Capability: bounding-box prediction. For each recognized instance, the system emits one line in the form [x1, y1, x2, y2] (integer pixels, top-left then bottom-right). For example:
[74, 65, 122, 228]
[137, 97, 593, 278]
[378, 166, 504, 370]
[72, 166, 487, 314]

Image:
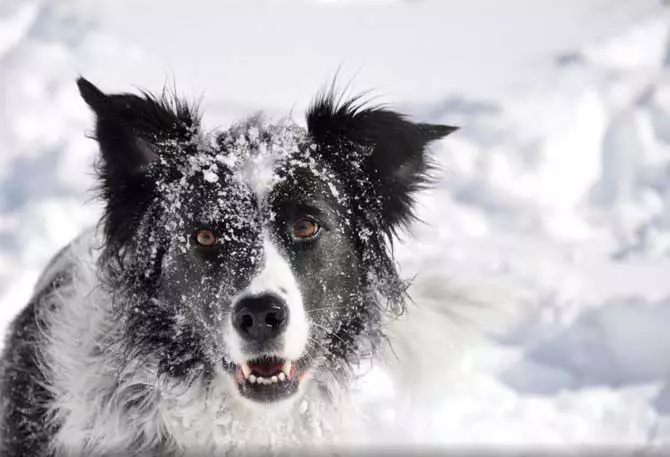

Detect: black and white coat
[0, 78, 457, 456]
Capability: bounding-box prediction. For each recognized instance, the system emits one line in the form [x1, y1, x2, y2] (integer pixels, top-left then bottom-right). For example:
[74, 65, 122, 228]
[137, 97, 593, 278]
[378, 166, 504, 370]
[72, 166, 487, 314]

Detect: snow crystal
[203, 167, 219, 183]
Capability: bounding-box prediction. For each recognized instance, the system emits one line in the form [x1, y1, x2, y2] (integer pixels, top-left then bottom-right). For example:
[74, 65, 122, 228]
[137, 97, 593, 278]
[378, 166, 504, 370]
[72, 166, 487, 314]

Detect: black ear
[77, 77, 200, 254]
[306, 92, 457, 231]
[77, 77, 198, 183]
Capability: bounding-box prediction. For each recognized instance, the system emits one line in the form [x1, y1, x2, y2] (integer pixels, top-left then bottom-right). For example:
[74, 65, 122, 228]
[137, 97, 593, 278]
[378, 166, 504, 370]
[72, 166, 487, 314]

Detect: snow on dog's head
[77, 77, 456, 407]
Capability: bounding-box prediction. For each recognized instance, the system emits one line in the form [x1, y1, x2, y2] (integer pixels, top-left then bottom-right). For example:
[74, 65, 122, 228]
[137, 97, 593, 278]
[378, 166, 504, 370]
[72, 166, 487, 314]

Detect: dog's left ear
[307, 95, 458, 230]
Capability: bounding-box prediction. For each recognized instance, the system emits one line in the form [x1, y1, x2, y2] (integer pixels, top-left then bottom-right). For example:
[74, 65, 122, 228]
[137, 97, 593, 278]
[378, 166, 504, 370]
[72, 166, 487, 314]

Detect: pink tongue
[248, 361, 283, 377]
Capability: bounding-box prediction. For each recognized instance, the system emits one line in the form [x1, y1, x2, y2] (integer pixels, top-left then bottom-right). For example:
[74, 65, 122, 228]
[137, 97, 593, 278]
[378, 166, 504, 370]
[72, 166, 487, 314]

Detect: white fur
[42, 231, 338, 456]
[226, 234, 309, 363]
[34, 229, 502, 455]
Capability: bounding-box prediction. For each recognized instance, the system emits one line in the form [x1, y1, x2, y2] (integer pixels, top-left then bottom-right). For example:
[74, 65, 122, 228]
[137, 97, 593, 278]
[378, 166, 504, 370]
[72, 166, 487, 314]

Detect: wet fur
[0, 79, 457, 456]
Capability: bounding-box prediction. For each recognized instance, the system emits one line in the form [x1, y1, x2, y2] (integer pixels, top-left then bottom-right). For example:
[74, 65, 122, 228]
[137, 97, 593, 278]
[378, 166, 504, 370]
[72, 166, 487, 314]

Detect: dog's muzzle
[228, 293, 309, 403]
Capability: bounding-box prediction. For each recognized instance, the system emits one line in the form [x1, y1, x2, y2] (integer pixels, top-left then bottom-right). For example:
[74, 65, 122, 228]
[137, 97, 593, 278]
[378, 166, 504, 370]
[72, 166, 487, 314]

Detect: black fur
[0, 302, 53, 457]
[0, 262, 73, 457]
[306, 89, 457, 319]
[307, 89, 458, 232]
[0, 77, 457, 455]
[77, 77, 202, 267]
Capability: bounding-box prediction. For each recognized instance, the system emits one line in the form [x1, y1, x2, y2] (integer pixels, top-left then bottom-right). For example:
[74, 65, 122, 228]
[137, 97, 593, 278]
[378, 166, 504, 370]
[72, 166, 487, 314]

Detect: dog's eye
[195, 229, 217, 247]
[292, 217, 319, 240]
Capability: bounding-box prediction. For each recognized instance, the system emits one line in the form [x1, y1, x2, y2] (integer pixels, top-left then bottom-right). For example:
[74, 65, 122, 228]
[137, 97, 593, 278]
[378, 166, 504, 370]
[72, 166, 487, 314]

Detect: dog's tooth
[278, 372, 286, 382]
[271, 375, 278, 383]
[263, 377, 272, 385]
[255, 376, 264, 384]
[282, 360, 292, 377]
[248, 374, 257, 384]
[241, 363, 251, 378]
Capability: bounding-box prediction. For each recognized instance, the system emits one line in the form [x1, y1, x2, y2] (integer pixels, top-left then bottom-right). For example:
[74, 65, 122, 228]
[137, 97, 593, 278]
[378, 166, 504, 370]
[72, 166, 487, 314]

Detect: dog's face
[77, 78, 455, 407]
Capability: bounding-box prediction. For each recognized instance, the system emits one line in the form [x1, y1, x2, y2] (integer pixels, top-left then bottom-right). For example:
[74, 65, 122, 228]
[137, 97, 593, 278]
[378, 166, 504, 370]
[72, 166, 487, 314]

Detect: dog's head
[78, 78, 456, 407]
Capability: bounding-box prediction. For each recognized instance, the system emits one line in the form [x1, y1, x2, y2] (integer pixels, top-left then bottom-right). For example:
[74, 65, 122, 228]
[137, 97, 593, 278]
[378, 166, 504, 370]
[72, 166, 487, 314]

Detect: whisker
[309, 321, 358, 351]
[304, 306, 338, 314]
[306, 336, 330, 357]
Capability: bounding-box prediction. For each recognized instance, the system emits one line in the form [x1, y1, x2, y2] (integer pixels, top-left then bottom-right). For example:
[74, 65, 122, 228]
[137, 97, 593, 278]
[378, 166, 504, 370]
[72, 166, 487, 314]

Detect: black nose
[233, 294, 289, 342]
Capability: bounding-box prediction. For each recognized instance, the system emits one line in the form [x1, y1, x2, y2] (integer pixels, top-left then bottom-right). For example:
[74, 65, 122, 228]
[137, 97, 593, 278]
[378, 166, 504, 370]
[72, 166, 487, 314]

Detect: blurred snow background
[2, 0, 670, 448]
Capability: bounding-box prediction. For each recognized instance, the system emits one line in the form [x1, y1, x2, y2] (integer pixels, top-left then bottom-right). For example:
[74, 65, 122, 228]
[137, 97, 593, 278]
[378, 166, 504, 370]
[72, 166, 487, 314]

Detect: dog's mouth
[231, 356, 309, 403]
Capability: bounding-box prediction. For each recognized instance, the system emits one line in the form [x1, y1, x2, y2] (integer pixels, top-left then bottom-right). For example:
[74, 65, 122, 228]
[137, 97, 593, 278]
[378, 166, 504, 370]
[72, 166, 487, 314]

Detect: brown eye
[195, 229, 217, 247]
[292, 217, 319, 240]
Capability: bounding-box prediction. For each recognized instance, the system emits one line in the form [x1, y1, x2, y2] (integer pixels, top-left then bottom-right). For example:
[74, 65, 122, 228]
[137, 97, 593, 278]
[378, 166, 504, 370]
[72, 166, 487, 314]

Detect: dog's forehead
[153, 117, 340, 231]
[216, 117, 310, 200]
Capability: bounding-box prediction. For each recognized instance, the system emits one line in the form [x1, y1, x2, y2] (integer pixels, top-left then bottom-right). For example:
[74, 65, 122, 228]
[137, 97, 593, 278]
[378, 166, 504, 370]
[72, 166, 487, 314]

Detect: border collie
[0, 78, 456, 456]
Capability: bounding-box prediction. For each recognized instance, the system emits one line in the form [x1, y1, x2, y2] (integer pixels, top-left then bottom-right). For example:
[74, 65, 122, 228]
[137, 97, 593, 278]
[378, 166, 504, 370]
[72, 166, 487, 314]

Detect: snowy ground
[2, 0, 670, 448]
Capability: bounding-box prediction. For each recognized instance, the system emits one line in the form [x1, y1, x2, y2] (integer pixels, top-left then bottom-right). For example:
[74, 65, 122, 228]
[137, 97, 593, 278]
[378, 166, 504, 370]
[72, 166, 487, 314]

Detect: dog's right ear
[78, 78, 200, 254]
[77, 77, 198, 183]
[78, 77, 159, 178]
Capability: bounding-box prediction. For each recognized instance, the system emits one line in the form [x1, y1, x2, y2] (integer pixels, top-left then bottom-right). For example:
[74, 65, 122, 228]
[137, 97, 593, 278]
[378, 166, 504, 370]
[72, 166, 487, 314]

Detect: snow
[2, 0, 670, 448]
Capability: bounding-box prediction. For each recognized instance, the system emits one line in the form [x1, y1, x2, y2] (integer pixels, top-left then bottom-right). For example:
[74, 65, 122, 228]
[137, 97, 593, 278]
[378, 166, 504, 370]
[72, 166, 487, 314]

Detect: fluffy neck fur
[40, 230, 378, 456]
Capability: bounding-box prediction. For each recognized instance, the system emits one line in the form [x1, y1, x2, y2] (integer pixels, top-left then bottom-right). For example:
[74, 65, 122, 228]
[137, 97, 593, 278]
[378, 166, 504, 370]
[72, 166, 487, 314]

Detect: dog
[0, 77, 457, 456]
